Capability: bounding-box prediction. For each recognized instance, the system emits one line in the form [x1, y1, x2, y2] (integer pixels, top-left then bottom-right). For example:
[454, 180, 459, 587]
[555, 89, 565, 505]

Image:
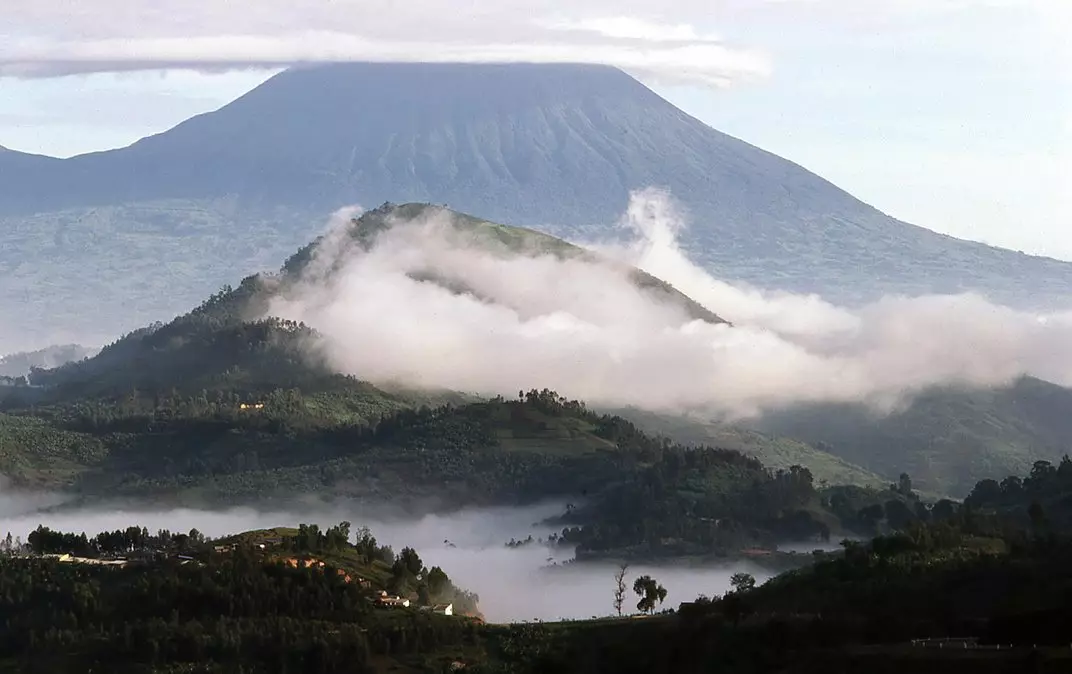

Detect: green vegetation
[755, 376, 1072, 496]
[7, 506, 1072, 673]
[5, 465, 1072, 673]
[0, 198, 895, 555]
[3, 385, 886, 557]
[964, 455, 1072, 531]
[610, 407, 885, 488]
[8, 200, 1072, 570]
[0, 522, 484, 674]
[475, 465, 1072, 674]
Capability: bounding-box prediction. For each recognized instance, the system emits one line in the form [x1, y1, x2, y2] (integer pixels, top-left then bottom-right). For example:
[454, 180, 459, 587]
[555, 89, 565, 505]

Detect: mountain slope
[608, 407, 884, 489]
[0, 344, 97, 378]
[3, 62, 1071, 351]
[753, 376, 1072, 497]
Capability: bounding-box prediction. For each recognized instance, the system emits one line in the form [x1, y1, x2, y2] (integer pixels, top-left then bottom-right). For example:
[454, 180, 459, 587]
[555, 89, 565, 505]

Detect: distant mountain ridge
[3, 62, 1071, 351]
[0, 344, 97, 378]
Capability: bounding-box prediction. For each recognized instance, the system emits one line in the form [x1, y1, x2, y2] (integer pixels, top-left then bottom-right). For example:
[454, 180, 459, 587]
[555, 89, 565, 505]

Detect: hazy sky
[1, 1, 1068, 258]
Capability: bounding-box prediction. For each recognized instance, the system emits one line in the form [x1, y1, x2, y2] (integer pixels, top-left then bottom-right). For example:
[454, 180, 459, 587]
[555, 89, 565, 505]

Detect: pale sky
[0, 0, 1068, 258]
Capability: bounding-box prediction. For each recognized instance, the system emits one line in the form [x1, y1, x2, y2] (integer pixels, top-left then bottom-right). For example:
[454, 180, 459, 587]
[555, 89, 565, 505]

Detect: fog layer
[0, 502, 770, 622]
[268, 190, 1072, 419]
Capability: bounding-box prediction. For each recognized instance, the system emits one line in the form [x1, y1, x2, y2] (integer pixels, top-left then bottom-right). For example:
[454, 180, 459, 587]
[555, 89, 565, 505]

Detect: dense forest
[2, 379, 912, 559]
[4, 470, 1072, 674]
[0, 521, 484, 673]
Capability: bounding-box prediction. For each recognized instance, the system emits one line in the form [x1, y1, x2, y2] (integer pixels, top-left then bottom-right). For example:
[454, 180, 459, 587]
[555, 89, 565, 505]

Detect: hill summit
[27, 202, 724, 398]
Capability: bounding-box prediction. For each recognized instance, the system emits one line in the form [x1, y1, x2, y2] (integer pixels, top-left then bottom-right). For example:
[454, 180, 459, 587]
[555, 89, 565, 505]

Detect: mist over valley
[3, 48, 1072, 673]
[0, 497, 785, 623]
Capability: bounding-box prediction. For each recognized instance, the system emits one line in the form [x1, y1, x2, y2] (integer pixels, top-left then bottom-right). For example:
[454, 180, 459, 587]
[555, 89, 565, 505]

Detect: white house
[376, 591, 411, 608]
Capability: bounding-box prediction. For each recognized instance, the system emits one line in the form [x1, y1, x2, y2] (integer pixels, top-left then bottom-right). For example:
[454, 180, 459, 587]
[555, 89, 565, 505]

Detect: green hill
[607, 407, 884, 489]
[0, 520, 485, 673]
[11, 201, 1072, 545]
[17, 202, 722, 403]
[0, 202, 870, 561]
[754, 377, 1072, 497]
[0, 387, 892, 560]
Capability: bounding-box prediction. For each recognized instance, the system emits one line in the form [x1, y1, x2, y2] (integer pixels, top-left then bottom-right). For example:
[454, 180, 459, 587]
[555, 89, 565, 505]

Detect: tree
[858, 503, 885, 532]
[427, 566, 450, 598]
[729, 572, 756, 594]
[897, 473, 914, 497]
[932, 499, 958, 521]
[1028, 501, 1047, 534]
[966, 479, 1003, 508]
[397, 547, 424, 577]
[613, 563, 629, 617]
[721, 591, 747, 627]
[884, 499, 917, 531]
[632, 575, 667, 615]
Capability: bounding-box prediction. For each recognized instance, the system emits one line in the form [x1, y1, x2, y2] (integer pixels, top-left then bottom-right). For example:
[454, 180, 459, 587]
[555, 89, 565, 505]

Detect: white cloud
[0, 2, 771, 86]
[266, 191, 1072, 420]
[4, 0, 1051, 83]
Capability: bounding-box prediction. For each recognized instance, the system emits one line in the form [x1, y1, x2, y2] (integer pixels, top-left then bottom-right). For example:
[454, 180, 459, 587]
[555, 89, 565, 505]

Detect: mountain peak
[235, 61, 646, 113]
[4, 61, 1072, 350]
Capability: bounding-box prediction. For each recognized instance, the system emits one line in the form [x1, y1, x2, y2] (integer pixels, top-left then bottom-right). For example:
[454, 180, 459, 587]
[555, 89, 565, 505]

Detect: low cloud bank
[0, 475, 70, 518]
[268, 190, 1072, 419]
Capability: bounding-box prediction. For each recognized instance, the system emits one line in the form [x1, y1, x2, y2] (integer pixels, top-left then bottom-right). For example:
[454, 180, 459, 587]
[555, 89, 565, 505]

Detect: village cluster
[39, 536, 455, 617]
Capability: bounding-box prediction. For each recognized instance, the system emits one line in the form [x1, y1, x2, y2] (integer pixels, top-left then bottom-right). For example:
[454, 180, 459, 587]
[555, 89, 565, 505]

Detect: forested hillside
[0, 522, 483, 673]
[6, 201, 1072, 562]
[5, 464, 1072, 674]
[1, 386, 882, 558]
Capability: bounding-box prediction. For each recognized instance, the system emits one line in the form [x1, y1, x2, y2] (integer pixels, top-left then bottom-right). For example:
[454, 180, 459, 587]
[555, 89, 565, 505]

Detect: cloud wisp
[4, 0, 1054, 82]
[1, 2, 771, 86]
[265, 190, 1072, 419]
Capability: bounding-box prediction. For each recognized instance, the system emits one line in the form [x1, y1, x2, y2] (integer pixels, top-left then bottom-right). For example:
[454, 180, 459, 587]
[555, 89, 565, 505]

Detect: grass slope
[610, 407, 884, 489]
[755, 377, 1072, 496]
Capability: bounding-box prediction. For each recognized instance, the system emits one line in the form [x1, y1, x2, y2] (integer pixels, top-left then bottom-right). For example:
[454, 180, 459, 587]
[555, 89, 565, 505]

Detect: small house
[376, 591, 411, 608]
